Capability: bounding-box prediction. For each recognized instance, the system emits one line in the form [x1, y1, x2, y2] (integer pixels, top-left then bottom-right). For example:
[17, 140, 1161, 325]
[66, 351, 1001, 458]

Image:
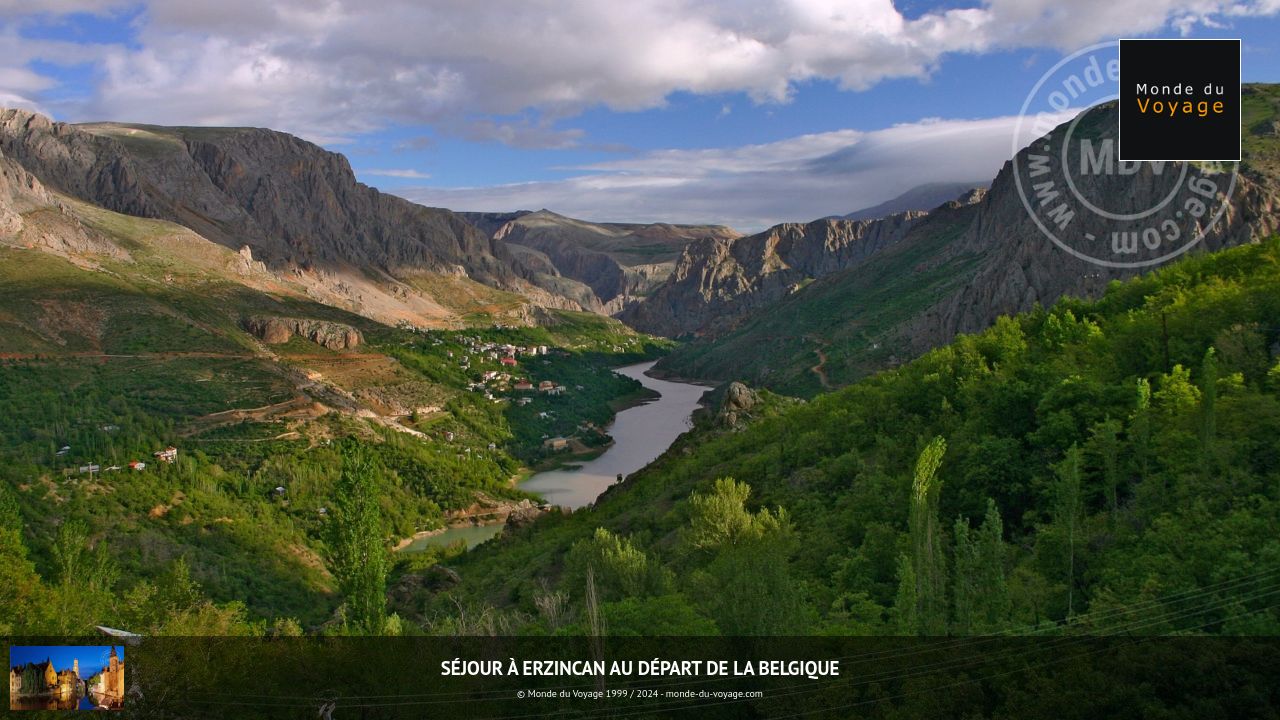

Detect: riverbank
[519, 361, 710, 509]
[398, 361, 710, 552]
[393, 496, 544, 551]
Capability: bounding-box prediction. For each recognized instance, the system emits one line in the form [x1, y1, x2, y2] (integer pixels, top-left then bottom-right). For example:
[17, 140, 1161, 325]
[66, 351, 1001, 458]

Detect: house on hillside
[500, 357, 517, 367]
[543, 437, 569, 452]
[514, 380, 533, 391]
[128, 461, 146, 471]
[154, 447, 178, 463]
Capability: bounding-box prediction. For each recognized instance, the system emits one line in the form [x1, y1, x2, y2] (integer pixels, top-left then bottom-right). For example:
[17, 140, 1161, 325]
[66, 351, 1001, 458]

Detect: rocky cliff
[243, 316, 364, 350]
[620, 209, 930, 338]
[465, 209, 740, 312]
[0, 109, 521, 288]
[838, 181, 986, 221]
[652, 87, 1280, 395]
[0, 146, 122, 259]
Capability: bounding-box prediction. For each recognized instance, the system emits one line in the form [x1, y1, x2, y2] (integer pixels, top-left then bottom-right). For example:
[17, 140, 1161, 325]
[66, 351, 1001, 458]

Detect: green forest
[425, 236, 1280, 637]
[0, 301, 665, 632]
[2, 236, 1279, 640]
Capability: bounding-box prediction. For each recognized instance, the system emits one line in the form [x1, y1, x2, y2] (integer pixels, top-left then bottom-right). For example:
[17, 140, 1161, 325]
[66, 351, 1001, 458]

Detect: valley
[1, 87, 1278, 646]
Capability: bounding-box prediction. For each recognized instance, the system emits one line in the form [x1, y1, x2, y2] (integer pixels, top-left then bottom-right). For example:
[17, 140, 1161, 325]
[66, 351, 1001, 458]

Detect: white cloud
[358, 168, 431, 179]
[3, 0, 1275, 143]
[396, 111, 1075, 231]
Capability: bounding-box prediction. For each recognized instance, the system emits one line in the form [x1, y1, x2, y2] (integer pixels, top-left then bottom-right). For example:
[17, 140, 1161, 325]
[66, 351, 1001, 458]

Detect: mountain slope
[653, 86, 1280, 395]
[0, 110, 592, 327]
[463, 209, 740, 313]
[618, 201, 958, 338]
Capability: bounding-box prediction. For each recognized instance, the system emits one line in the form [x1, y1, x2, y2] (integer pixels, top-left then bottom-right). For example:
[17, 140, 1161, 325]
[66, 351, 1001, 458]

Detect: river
[400, 361, 708, 552]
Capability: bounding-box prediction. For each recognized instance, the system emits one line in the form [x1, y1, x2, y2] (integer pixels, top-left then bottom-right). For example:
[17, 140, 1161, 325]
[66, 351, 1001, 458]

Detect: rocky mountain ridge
[0, 109, 601, 328]
[651, 88, 1280, 394]
[837, 180, 986, 221]
[0, 111, 518, 281]
[619, 205, 940, 338]
[465, 209, 740, 314]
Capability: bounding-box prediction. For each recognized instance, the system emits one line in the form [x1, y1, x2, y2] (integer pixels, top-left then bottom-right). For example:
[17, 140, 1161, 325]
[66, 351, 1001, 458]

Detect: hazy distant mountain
[463, 209, 740, 313]
[644, 86, 1280, 395]
[838, 181, 987, 221]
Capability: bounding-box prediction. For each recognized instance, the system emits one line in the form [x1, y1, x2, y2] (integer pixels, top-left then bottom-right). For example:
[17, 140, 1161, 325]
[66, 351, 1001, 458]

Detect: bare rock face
[0, 146, 123, 258]
[894, 102, 1279, 361]
[652, 97, 1280, 394]
[0, 148, 49, 239]
[244, 316, 363, 350]
[722, 381, 758, 412]
[477, 209, 741, 310]
[504, 505, 545, 532]
[717, 381, 759, 428]
[620, 211, 925, 338]
[0, 109, 522, 290]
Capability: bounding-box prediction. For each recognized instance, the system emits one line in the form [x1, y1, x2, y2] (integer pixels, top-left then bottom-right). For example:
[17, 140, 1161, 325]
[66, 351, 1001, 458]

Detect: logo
[1013, 41, 1238, 269]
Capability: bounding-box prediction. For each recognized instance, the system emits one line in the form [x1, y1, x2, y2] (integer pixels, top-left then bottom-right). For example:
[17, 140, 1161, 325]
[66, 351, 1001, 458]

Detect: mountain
[0, 146, 665, 623]
[0, 109, 593, 327]
[837, 181, 987, 221]
[617, 206, 943, 338]
[463, 209, 740, 313]
[649, 85, 1280, 395]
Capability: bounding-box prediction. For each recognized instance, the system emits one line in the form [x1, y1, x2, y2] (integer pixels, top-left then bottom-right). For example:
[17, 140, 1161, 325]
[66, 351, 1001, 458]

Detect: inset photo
[9, 646, 125, 711]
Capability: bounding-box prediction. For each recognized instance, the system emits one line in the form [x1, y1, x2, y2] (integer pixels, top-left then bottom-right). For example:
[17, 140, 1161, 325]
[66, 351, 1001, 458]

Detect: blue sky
[2, 1, 1279, 229]
[10, 645, 122, 677]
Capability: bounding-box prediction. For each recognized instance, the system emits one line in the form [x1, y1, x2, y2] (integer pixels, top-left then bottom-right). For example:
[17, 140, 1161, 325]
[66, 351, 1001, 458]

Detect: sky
[10, 645, 122, 677]
[2, 1, 1280, 231]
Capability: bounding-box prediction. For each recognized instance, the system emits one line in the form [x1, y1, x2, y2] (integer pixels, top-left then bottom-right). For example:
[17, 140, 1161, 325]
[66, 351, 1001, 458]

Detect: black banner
[6, 636, 1280, 719]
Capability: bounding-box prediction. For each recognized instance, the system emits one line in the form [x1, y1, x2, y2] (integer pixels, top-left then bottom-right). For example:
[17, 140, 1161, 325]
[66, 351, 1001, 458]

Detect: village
[59, 444, 179, 480]
[397, 330, 617, 460]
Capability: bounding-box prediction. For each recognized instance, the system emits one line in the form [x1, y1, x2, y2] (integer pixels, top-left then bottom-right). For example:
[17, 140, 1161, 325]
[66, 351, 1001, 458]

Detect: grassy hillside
[0, 196, 671, 633]
[424, 237, 1280, 637]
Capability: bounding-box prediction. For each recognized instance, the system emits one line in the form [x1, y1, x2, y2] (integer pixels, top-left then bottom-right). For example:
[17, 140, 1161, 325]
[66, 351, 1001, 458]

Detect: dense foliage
[435, 237, 1280, 637]
[0, 284, 665, 631]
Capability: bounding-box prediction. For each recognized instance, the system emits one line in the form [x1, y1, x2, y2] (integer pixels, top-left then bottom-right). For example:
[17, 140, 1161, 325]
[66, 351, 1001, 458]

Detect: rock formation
[620, 210, 928, 338]
[0, 109, 519, 288]
[243, 317, 363, 350]
[649, 95, 1280, 393]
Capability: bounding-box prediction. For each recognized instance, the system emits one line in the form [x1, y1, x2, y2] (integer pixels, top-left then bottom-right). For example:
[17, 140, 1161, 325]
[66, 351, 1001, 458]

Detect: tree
[1088, 419, 1123, 522]
[1052, 445, 1085, 617]
[682, 478, 801, 634]
[328, 450, 389, 634]
[952, 499, 1010, 634]
[565, 528, 666, 601]
[1199, 346, 1218, 476]
[909, 436, 948, 635]
[683, 477, 787, 551]
[52, 518, 88, 587]
[1130, 377, 1152, 481]
[894, 553, 917, 635]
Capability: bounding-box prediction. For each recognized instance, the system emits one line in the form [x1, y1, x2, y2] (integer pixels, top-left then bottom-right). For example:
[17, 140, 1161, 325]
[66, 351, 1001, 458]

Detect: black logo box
[1119, 38, 1241, 162]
